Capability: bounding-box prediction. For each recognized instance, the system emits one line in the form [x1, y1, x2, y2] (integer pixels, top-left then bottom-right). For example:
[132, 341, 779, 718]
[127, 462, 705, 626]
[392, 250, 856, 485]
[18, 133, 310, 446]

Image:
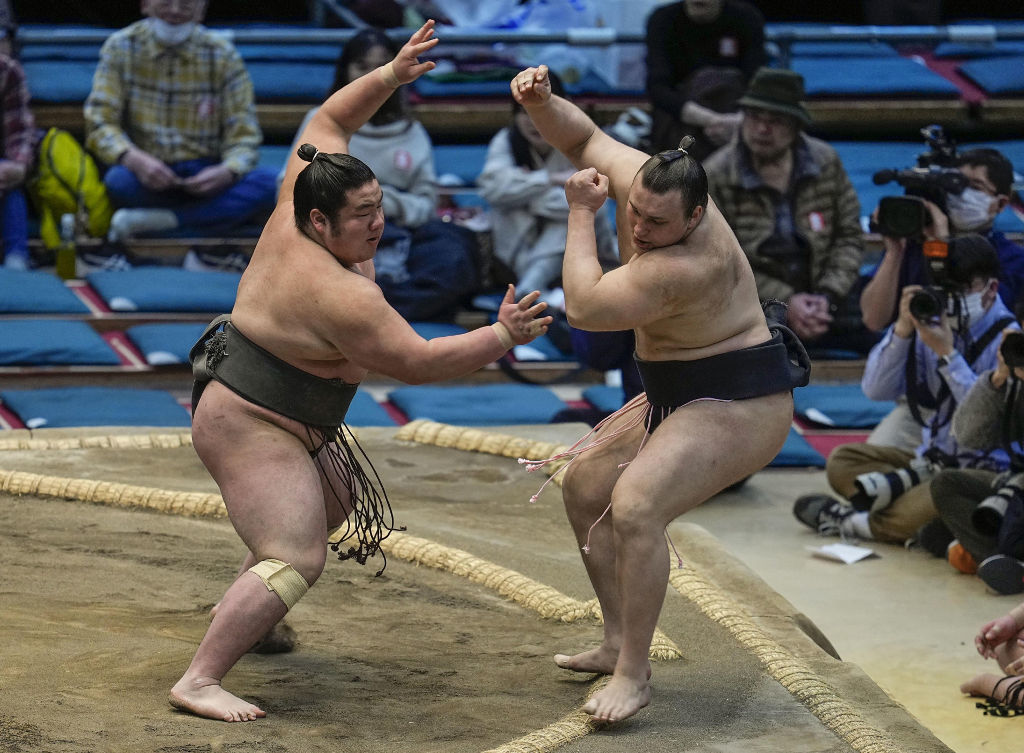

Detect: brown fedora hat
[737, 67, 811, 125]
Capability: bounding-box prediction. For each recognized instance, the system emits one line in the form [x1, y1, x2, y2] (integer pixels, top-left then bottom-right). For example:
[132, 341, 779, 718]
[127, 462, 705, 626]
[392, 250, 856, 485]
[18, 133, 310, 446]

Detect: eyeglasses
[743, 108, 794, 129]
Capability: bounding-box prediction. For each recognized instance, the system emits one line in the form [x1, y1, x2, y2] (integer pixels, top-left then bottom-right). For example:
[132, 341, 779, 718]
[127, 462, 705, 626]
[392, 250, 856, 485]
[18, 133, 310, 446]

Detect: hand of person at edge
[391, 19, 439, 85]
[511, 65, 552, 108]
[498, 284, 553, 345]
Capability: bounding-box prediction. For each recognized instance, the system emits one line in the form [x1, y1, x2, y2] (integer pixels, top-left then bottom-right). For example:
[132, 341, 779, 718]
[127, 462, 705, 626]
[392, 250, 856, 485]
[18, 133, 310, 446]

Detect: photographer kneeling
[795, 234, 1019, 546]
[924, 322, 1024, 592]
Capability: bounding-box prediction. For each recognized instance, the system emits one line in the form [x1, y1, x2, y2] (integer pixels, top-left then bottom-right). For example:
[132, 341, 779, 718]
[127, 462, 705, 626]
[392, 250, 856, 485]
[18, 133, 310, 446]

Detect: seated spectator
[83, 0, 277, 245]
[0, 13, 34, 270]
[477, 71, 617, 304]
[922, 324, 1024, 590]
[704, 67, 876, 354]
[962, 601, 1024, 713]
[645, 0, 766, 160]
[860, 147, 1024, 449]
[281, 27, 479, 321]
[793, 235, 1018, 546]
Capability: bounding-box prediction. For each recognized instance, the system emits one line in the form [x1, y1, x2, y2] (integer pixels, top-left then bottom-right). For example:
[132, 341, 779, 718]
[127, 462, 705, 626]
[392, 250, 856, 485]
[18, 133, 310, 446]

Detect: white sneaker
[108, 208, 179, 240]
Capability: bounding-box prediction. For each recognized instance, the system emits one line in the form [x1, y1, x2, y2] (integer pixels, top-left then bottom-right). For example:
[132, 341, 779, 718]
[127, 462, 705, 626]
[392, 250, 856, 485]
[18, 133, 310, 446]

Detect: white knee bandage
[248, 558, 309, 611]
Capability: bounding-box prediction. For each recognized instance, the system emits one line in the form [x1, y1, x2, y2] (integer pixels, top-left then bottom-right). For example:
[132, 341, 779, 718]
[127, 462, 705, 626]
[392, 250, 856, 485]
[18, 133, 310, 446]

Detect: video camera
[872, 125, 970, 239]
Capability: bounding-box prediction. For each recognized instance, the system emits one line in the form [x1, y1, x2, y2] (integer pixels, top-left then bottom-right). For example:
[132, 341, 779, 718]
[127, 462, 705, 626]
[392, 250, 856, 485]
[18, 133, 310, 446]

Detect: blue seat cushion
[958, 56, 1024, 95]
[0, 270, 89, 313]
[388, 384, 568, 426]
[23, 60, 97, 103]
[345, 391, 397, 427]
[794, 383, 895, 429]
[247, 61, 334, 101]
[787, 41, 899, 57]
[934, 40, 1024, 59]
[125, 323, 208, 365]
[433, 144, 489, 186]
[86, 269, 240, 313]
[769, 427, 826, 468]
[791, 57, 960, 98]
[0, 320, 120, 365]
[0, 386, 190, 429]
[582, 385, 625, 413]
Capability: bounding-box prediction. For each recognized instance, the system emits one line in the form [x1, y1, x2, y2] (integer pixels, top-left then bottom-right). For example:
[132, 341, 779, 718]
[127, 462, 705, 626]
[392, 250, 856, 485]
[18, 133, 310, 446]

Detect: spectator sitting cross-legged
[84, 0, 277, 250]
[704, 67, 877, 355]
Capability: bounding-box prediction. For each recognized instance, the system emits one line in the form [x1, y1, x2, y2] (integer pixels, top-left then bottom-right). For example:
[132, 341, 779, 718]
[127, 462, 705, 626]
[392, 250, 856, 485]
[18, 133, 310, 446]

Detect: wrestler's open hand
[565, 168, 608, 212]
[511, 65, 552, 108]
[391, 19, 438, 85]
[497, 284, 553, 344]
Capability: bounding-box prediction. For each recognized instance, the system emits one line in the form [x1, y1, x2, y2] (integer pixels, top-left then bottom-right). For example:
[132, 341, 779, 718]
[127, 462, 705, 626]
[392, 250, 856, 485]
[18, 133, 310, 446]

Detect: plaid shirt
[1, 54, 35, 167]
[84, 20, 261, 175]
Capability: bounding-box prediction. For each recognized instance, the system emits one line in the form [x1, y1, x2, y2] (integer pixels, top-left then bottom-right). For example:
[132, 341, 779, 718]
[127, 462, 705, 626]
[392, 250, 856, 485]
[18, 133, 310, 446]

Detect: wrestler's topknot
[640, 136, 708, 217]
[297, 143, 319, 162]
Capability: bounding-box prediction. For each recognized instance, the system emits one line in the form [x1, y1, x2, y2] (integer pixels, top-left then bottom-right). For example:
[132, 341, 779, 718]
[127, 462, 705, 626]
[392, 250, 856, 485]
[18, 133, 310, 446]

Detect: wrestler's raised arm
[278, 21, 439, 201]
[511, 65, 646, 203]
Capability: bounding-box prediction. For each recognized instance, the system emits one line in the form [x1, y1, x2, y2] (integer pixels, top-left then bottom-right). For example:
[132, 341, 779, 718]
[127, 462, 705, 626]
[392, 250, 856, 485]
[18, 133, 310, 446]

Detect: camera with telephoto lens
[908, 239, 957, 322]
[972, 478, 1024, 536]
[872, 125, 969, 239]
[1002, 331, 1024, 370]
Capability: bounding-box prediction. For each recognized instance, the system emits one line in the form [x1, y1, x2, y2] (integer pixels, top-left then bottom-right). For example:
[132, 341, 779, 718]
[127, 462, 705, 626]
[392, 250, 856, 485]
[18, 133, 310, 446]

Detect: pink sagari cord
[519, 393, 731, 561]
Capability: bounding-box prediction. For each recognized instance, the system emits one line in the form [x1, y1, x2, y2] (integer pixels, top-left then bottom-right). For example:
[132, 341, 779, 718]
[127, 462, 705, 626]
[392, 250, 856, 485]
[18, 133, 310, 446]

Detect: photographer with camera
[859, 143, 1024, 450]
[923, 319, 1024, 592]
[861, 144, 1024, 331]
[795, 234, 1018, 546]
[704, 68, 876, 354]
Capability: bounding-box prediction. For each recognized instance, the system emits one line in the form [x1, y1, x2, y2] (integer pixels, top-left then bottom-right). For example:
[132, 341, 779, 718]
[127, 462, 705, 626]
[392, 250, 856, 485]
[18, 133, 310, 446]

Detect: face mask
[952, 291, 988, 330]
[149, 17, 195, 46]
[946, 188, 995, 232]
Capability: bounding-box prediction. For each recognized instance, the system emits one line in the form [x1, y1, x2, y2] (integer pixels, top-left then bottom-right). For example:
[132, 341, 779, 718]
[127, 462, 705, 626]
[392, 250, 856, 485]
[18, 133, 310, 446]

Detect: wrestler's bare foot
[169, 677, 266, 722]
[582, 673, 651, 723]
[554, 645, 619, 674]
[961, 672, 1023, 704]
[554, 647, 652, 680]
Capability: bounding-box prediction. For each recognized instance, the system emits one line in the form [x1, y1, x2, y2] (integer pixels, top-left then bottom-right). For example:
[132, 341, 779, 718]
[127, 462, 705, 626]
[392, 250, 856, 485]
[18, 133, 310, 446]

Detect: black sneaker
[913, 519, 955, 558]
[978, 554, 1024, 595]
[793, 494, 852, 536]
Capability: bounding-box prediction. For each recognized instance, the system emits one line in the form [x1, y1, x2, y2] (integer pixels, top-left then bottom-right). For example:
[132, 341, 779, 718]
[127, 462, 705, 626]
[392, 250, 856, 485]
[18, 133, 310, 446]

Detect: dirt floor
[0, 425, 957, 753]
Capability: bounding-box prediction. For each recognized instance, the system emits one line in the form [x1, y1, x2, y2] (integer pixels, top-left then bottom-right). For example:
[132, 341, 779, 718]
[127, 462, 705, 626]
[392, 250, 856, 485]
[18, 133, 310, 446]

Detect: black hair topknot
[297, 143, 318, 162]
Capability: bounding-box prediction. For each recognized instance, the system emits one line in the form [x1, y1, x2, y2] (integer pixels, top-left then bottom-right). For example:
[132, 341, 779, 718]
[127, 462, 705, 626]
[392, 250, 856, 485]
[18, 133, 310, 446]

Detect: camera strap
[905, 316, 1015, 431]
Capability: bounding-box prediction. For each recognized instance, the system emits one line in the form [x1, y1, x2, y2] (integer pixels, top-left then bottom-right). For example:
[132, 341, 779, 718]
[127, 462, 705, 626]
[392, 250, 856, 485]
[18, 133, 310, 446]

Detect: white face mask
[953, 291, 988, 329]
[149, 17, 195, 46]
[946, 188, 996, 232]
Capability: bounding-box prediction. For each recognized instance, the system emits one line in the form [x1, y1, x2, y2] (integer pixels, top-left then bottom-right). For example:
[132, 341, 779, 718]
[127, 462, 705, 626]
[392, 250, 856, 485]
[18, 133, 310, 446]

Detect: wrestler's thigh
[561, 408, 648, 513]
[614, 392, 793, 525]
[192, 382, 327, 557]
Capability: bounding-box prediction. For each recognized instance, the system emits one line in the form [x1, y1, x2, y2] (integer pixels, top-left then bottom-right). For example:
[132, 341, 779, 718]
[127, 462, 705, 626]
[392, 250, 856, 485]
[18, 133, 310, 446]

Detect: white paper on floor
[807, 542, 878, 564]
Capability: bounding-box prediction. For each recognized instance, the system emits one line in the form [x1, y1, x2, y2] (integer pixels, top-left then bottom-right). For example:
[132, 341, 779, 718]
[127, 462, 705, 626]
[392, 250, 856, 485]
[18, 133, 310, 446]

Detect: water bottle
[56, 212, 76, 280]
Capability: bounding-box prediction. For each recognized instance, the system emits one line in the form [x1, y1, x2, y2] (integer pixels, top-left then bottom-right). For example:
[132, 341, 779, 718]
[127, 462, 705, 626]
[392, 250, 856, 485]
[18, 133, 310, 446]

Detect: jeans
[104, 159, 277, 235]
[1, 188, 30, 265]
